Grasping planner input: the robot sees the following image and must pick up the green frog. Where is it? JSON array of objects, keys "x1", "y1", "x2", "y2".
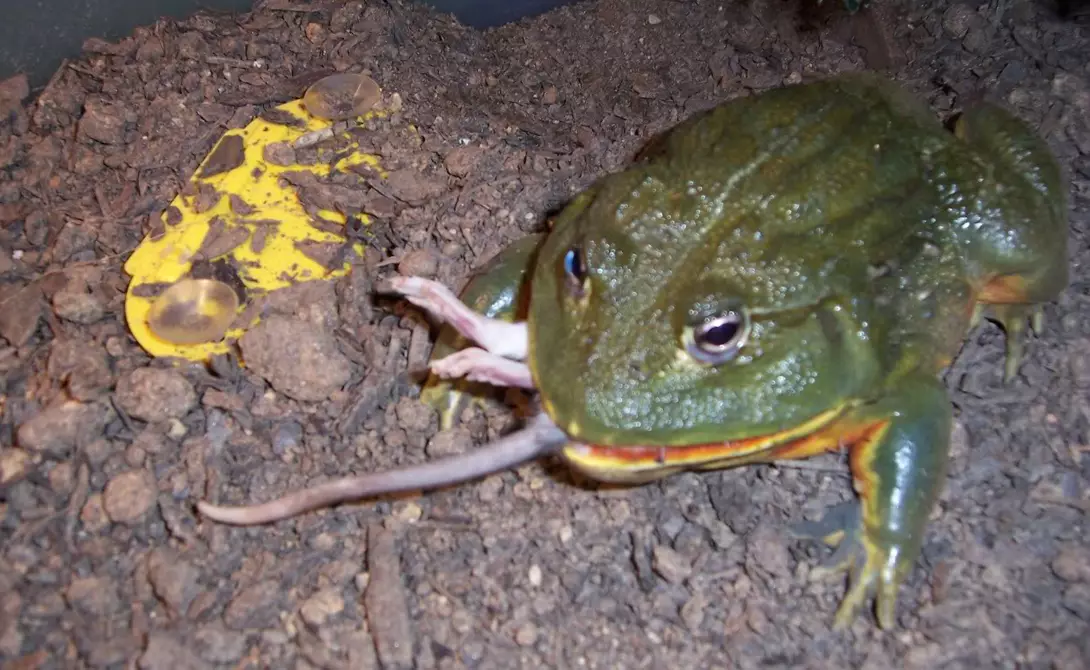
[{"x1": 197, "y1": 73, "x2": 1068, "y2": 629}]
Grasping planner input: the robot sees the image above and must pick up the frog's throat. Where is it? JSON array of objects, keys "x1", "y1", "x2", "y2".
[{"x1": 556, "y1": 403, "x2": 855, "y2": 484}]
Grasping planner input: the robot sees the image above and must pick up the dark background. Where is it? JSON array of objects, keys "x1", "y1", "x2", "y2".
[{"x1": 1, "y1": 0, "x2": 576, "y2": 90}]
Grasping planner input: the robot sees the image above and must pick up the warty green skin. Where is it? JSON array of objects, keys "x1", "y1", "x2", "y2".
[{"x1": 427, "y1": 74, "x2": 1068, "y2": 628}]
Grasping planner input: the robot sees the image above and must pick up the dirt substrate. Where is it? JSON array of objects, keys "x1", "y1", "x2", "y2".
[{"x1": 1, "y1": 0, "x2": 1089, "y2": 667}]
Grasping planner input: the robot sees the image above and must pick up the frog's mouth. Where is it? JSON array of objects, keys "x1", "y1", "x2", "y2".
[{"x1": 554, "y1": 403, "x2": 854, "y2": 484}]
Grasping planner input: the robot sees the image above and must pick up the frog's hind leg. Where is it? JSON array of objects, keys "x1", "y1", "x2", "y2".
[{"x1": 950, "y1": 102, "x2": 1069, "y2": 381}]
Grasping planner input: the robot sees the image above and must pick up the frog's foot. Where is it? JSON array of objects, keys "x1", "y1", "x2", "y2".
[
  {"x1": 971, "y1": 301, "x2": 1044, "y2": 382},
  {"x1": 430, "y1": 347, "x2": 535, "y2": 389},
  {"x1": 420, "y1": 378, "x2": 486, "y2": 431},
  {"x1": 379, "y1": 276, "x2": 528, "y2": 360},
  {"x1": 792, "y1": 501, "x2": 907, "y2": 629}
]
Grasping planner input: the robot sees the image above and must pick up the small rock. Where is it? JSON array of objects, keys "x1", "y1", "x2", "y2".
[
  {"x1": 51, "y1": 282, "x2": 105, "y2": 324},
  {"x1": 426, "y1": 427, "x2": 472, "y2": 459},
  {"x1": 542, "y1": 85, "x2": 558, "y2": 105},
  {"x1": 746, "y1": 525, "x2": 792, "y2": 578},
  {"x1": 224, "y1": 580, "x2": 282, "y2": 630},
  {"x1": 514, "y1": 621, "x2": 537, "y2": 646},
  {"x1": 0, "y1": 448, "x2": 31, "y2": 485},
  {"x1": 238, "y1": 315, "x2": 353, "y2": 402},
  {"x1": 194, "y1": 625, "x2": 247, "y2": 663},
  {"x1": 262, "y1": 141, "x2": 295, "y2": 166},
  {"x1": 648, "y1": 13, "x2": 661, "y2": 24},
  {"x1": 79, "y1": 99, "x2": 128, "y2": 145},
  {"x1": 300, "y1": 589, "x2": 345, "y2": 628},
  {"x1": 147, "y1": 548, "x2": 201, "y2": 615},
  {"x1": 140, "y1": 632, "x2": 204, "y2": 670},
  {"x1": 48, "y1": 340, "x2": 113, "y2": 400},
  {"x1": 0, "y1": 74, "x2": 29, "y2": 104},
  {"x1": 378, "y1": 169, "x2": 447, "y2": 206},
  {"x1": 528, "y1": 564, "x2": 543, "y2": 587},
  {"x1": 1063, "y1": 583, "x2": 1090, "y2": 620},
  {"x1": 0, "y1": 282, "x2": 42, "y2": 346},
  {"x1": 397, "y1": 249, "x2": 439, "y2": 278},
  {"x1": 47, "y1": 460, "x2": 75, "y2": 495},
  {"x1": 103, "y1": 469, "x2": 157, "y2": 524},
  {"x1": 391, "y1": 501, "x2": 422, "y2": 524},
  {"x1": 17, "y1": 400, "x2": 113, "y2": 456},
  {"x1": 135, "y1": 36, "x2": 165, "y2": 62},
  {"x1": 80, "y1": 494, "x2": 109, "y2": 532},
  {"x1": 394, "y1": 397, "x2": 434, "y2": 433},
  {"x1": 444, "y1": 145, "x2": 483, "y2": 177},
  {"x1": 115, "y1": 368, "x2": 198, "y2": 422},
  {"x1": 66, "y1": 576, "x2": 119, "y2": 615},
  {"x1": 0, "y1": 591, "x2": 23, "y2": 657},
  {"x1": 652, "y1": 545, "x2": 692, "y2": 584},
  {"x1": 941, "y1": 4, "x2": 976, "y2": 39},
  {"x1": 1053, "y1": 546, "x2": 1090, "y2": 583},
  {"x1": 680, "y1": 592, "x2": 708, "y2": 631}
]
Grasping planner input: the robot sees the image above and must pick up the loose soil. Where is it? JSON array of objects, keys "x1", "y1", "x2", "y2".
[{"x1": 1, "y1": 0, "x2": 1088, "y2": 668}]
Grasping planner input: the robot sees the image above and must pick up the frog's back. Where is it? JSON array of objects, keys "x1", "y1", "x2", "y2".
[{"x1": 593, "y1": 74, "x2": 962, "y2": 310}]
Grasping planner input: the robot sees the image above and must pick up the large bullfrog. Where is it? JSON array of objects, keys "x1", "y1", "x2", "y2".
[{"x1": 197, "y1": 74, "x2": 1068, "y2": 629}]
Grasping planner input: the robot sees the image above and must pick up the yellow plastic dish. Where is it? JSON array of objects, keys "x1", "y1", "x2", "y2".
[{"x1": 124, "y1": 91, "x2": 386, "y2": 362}]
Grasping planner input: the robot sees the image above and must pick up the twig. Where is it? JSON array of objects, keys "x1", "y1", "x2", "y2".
[{"x1": 1030, "y1": 494, "x2": 1090, "y2": 513}]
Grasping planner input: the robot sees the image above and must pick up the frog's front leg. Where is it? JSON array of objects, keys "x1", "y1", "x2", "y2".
[{"x1": 796, "y1": 375, "x2": 952, "y2": 629}]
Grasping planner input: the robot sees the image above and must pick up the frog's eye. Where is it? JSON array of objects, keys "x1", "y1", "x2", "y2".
[
  {"x1": 683, "y1": 309, "x2": 749, "y2": 365},
  {"x1": 562, "y1": 246, "x2": 587, "y2": 296}
]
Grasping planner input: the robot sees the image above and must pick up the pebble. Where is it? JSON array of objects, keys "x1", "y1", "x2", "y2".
[
  {"x1": 51, "y1": 283, "x2": 105, "y2": 324},
  {"x1": 114, "y1": 368, "x2": 198, "y2": 423},
  {"x1": 80, "y1": 493, "x2": 110, "y2": 532},
  {"x1": 652, "y1": 545, "x2": 692, "y2": 584},
  {"x1": 394, "y1": 397, "x2": 434, "y2": 433},
  {"x1": 1052, "y1": 546, "x2": 1090, "y2": 582},
  {"x1": 0, "y1": 448, "x2": 31, "y2": 485},
  {"x1": 444, "y1": 145, "x2": 483, "y2": 177},
  {"x1": 224, "y1": 580, "x2": 281, "y2": 630},
  {"x1": 46, "y1": 460, "x2": 74, "y2": 495},
  {"x1": 426, "y1": 427, "x2": 472, "y2": 459},
  {"x1": 514, "y1": 621, "x2": 537, "y2": 646},
  {"x1": 391, "y1": 501, "x2": 423, "y2": 524},
  {"x1": 647, "y1": 13, "x2": 661, "y2": 24},
  {"x1": 1063, "y1": 583, "x2": 1090, "y2": 620},
  {"x1": 140, "y1": 631, "x2": 204, "y2": 670},
  {"x1": 528, "y1": 564, "x2": 543, "y2": 587},
  {"x1": 193, "y1": 625, "x2": 247, "y2": 664},
  {"x1": 238, "y1": 315, "x2": 353, "y2": 402},
  {"x1": 0, "y1": 592, "x2": 23, "y2": 657},
  {"x1": 146, "y1": 548, "x2": 200, "y2": 615},
  {"x1": 0, "y1": 282, "x2": 41, "y2": 347},
  {"x1": 300, "y1": 589, "x2": 345, "y2": 628},
  {"x1": 477, "y1": 475, "x2": 504, "y2": 502},
  {"x1": 65, "y1": 575, "x2": 119, "y2": 615},
  {"x1": 102, "y1": 469, "x2": 158, "y2": 524},
  {"x1": 398, "y1": 248, "x2": 440, "y2": 278},
  {"x1": 17, "y1": 400, "x2": 113, "y2": 456}
]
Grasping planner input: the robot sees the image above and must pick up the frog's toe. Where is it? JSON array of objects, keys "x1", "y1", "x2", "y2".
[
  {"x1": 419, "y1": 378, "x2": 475, "y2": 431},
  {"x1": 792, "y1": 501, "x2": 907, "y2": 629},
  {"x1": 978, "y1": 302, "x2": 1042, "y2": 382}
]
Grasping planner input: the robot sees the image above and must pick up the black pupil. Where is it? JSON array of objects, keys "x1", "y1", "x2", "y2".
[{"x1": 699, "y1": 318, "x2": 739, "y2": 348}]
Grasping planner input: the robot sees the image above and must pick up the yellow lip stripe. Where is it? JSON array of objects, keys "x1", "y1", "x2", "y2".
[{"x1": 560, "y1": 404, "x2": 855, "y2": 480}]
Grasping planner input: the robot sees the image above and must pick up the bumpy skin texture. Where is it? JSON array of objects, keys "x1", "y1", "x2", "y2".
[{"x1": 428, "y1": 74, "x2": 1068, "y2": 628}]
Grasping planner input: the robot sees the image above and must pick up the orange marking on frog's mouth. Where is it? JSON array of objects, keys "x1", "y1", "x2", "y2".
[{"x1": 559, "y1": 404, "x2": 887, "y2": 483}]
